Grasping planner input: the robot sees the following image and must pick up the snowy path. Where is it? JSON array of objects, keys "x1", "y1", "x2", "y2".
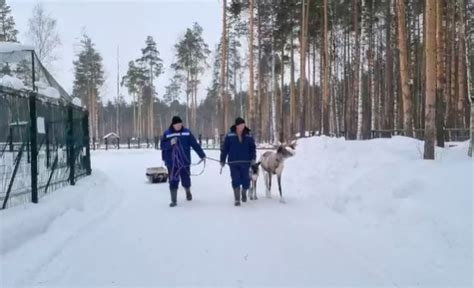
[{"x1": 1, "y1": 137, "x2": 472, "y2": 287}]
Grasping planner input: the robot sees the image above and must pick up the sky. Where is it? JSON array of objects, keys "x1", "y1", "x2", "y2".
[{"x1": 9, "y1": 0, "x2": 223, "y2": 103}]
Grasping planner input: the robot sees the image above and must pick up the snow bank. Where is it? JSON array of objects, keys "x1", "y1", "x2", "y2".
[
  {"x1": 0, "y1": 170, "x2": 125, "y2": 288},
  {"x1": 0, "y1": 75, "x2": 26, "y2": 90}
]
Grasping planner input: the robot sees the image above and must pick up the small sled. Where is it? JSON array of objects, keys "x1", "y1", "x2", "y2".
[{"x1": 146, "y1": 167, "x2": 169, "y2": 183}]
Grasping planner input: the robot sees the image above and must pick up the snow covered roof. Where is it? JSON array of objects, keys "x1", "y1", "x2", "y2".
[
  {"x1": 103, "y1": 132, "x2": 120, "y2": 139},
  {"x1": 0, "y1": 42, "x2": 34, "y2": 53},
  {"x1": 0, "y1": 42, "x2": 72, "y2": 103}
]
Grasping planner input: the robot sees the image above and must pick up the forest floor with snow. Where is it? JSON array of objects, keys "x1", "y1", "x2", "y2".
[{"x1": 0, "y1": 136, "x2": 472, "y2": 287}]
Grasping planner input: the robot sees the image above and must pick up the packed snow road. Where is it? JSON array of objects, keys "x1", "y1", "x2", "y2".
[{"x1": 1, "y1": 137, "x2": 472, "y2": 287}]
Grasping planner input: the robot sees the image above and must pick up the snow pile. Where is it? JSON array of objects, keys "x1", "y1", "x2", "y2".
[
  {"x1": 0, "y1": 75, "x2": 26, "y2": 90},
  {"x1": 72, "y1": 97, "x2": 82, "y2": 106},
  {"x1": 34, "y1": 81, "x2": 48, "y2": 89},
  {"x1": 1, "y1": 137, "x2": 472, "y2": 287},
  {"x1": 38, "y1": 86, "x2": 60, "y2": 99}
]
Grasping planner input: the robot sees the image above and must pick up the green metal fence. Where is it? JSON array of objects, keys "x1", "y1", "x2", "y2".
[{"x1": 0, "y1": 85, "x2": 91, "y2": 209}]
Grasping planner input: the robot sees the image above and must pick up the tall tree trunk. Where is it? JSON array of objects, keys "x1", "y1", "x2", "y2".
[
  {"x1": 271, "y1": 8, "x2": 277, "y2": 143},
  {"x1": 447, "y1": 0, "x2": 457, "y2": 133},
  {"x1": 248, "y1": 0, "x2": 255, "y2": 138},
  {"x1": 436, "y1": 0, "x2": 446, "y2": 146},
  {"x1": 468, "y1": 0, "x2": 473, "y2": 156},
  {"x1": 357, "y1": 0, "x2": 366, "y2": 139},
  {"x1": 280, "y1": 43, "x2": 285, "y2": 142},
  {"x1": 350, "y1": 0, "x2": 360, "y2": 140},
  {"x1": 344, "y1": 27, "x2": 349, "y2": 136},
  {"x1": 397, "y1": 0, "x2": 413, "y2": 137},
  {"x1": 322, "y1": 0, "x2": 330, "y2": 136},
  {"x1": 299, "y1": 0, "x2": 309, "y2": 137},
  {"x1": 219, "y1": 0, "x2": 227, "y2": 134},
  {"x1": 290, "y1": 34, "x2": 296, "y2": 137},
  {"x1": 384, "y1": 0, "x2": 394, "y2": 138},
  {"x1": 133, "y1": 93, "x2": 136, "y2": 137},
  {"x1": 368, "y1": 0, "x2": 375, "y2": 137},
  {"x1": 257, "y1": 2, "x2": 263, "y2": 141},
  {"x1": 457, "y1": 0, "x2": 466, "y2": 129},
  {"x1": 424, "y1": 0, "x2": 437, "y2": 159},
  {"x1": 313, "y1": 38, "x2": 319, "y2": 134}
]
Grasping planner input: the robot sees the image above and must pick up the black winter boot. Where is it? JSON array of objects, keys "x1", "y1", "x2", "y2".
[
  {"x1": 241, "y1": 189, "x2": 247, "y2": 203},
  {"x1": 234, "y1": 188, "x2": 241, "y2": 206},
  {"x1": 185, "y1": 187, "x2": 192, "y2": 201},
  {"x1": 169, "y1": 188, "x2": 178, "y2": 207}
]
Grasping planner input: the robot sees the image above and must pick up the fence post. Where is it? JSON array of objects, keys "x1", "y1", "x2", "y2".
[
  {"x1": 9, "y1": 127, "x2": 13, "y2": 152},
  {"x1": 138, "y1": 137, "x2": 140, "y2": 148},
  {"x1": 128, "y1": 137, "x2": 130, "y2": 149},
  {"x1": 198, "y1": 134, "x2": 202, "y2": 146},
  {"x1": 67, "y1": 105, "x2": 75, "y2": 186},
  {"x1": 93, "y1": 137, "x2": 96, "y2": 151},
  {"x1": 117, "y1": 138, "x2": 120, "y2": 150},
  {"x1": 27, "y1": 136, "x2": 30, "y2": 163},
  {"x1": 105, "y1": 137, "x2": 108, "y2": 150},
  {"x1": 82, "y1": 110, "x2": 91, "y2": 175},
  {"x1": 45, "y1": 113, "x2": 50, "y2": 168},
  {"x1": 146, "y1": 138, "x2": 149, "y2": 148},
  {"x1": 29, "y1": 92, "x2": 39, "y2": 203}
]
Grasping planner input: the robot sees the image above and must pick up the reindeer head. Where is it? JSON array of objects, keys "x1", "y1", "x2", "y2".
[{"x1": 276, "y1": 140, "x2": 297, "y2": 159}]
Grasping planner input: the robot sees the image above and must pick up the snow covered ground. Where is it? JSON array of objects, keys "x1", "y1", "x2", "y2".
[{"x1": 0, "y1": 136, "x2": 472, "y2": 287}]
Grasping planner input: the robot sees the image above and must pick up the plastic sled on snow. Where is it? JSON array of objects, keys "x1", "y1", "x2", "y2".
[{"x1": 146, "y1": 167, "x2": 169, "y2": 183}]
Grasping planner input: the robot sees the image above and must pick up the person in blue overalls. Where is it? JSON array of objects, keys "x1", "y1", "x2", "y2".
[
  {"x1": 220, "y1": 117, "x2": 257, "y2": 206},
  {"x1": 161, "y1": 116, "x2": 206, "y2": 207}
]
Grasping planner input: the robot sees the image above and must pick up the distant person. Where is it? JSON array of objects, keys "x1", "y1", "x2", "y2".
[
  {"x1": 161, "y1": 116, "x2": 206, "y2": 207},
  {"x1": 220, "y1": 117, "x2": 257, "y2": 206}
]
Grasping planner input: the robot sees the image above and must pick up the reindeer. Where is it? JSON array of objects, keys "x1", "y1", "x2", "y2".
[{"x1": 259, "y1": 140, "x2": 297, "y2": 203}]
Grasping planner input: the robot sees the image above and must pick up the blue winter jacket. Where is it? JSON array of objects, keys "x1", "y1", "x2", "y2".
[
  {"x1": 220, "y1": 126, "x2": 257, "y2": 165},
  {"x1": 161, "y1": 126, "x2": 206, "y2": 167}
]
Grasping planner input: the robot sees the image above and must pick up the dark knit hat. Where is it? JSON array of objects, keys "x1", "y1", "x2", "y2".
[
  {"x1": 171, "y1": 116, "x2": 183, "y2": 125},
  {"x1": 235, "y1": 117, "x2": 245, "y2": 126}
]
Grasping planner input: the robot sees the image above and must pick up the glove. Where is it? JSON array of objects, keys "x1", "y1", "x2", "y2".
[
  {"x1": 170, "y1": 137, "x2": 177, "y2": 146},
  {"x1": 250, "y1": 159, "x2": 256, "y2": 166},
  {"x1": 198, "y1": 157, "x2": 206, "y2": 164},
  {"x1": 220, "y1": 162, "x2": 225, "y2": 168}
]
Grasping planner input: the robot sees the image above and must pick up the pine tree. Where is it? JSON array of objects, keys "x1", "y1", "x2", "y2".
[
  {"x1": 0, "y1": 0, "x2": 18, "y2": 42},
  {"x1": 72, "y1": 33, "x2": 105, "y2": 142},
  {"x1": 121, "y1": 60, "x2": 144, "y2": 137},
  {"x1": 163, "y1": 75, "x2": 182, "y2": 106},
  {"x1": 137, "y1": 36, "x2": 163, "y2": 138},
  {"x1": 171, "y1": 22, "x2": 210, "y2": 130}
]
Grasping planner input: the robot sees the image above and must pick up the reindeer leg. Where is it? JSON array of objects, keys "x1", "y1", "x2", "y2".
[
  {"x1": 278, "y1": 174, "x2": 285, "y2": 203},
  {"x1": 254, "y1": 180, "x2": 258, "y2": 200},
  {"x1": 265, "y1": 172, "x2": 271, "y2": 198},
  {"x1": 268, "y1": 173, "x2": 272, "y2": 195},
  {"x1": 249, "y1": 179, "x2": 255, "y2": 200}
]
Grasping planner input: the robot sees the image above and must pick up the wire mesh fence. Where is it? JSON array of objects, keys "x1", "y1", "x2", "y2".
[{"x1": 0, "y1": 85, "x2": 91, "y2": 209}]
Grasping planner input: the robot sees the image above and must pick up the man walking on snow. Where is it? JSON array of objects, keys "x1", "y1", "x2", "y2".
[
  {"x1": 161, "y1": 116, "x2": 206, "y2": 207},
  {"x1": 220, "y1": 117, "x2": 257, "y2": 206}
]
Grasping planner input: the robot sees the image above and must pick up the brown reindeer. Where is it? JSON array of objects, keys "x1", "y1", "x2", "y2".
[{"x1": 259, "y1": 140, "x2": 297, "y2": 203}]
